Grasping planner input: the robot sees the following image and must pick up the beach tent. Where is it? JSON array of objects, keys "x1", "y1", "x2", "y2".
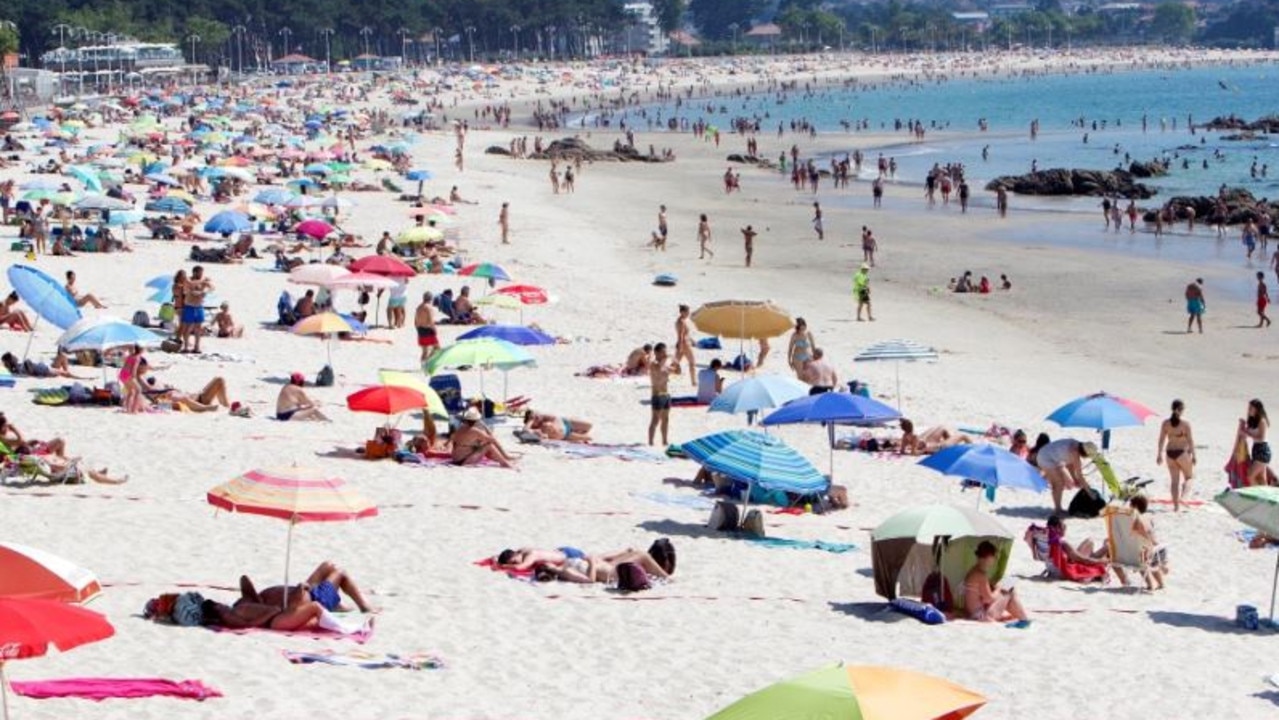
[{"x1": 871, "y1": 504, "x2": 1012, "y2": 610}]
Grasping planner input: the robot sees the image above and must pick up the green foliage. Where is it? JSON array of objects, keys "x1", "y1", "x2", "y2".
[
  {"x1": 0, "y1": 25, "x2": 18, "y2": 56},
  {"x1": 651, "y1": 0, "x2": 686, "y2": 34},
  {"x1": 689, "y1": 0, "x2": 766, "y2": 41},
  {"x1": 1199, "y1": 0, "x2": 1275, "y2": 47},
  {"x1": 1151, "y1": 1, "x2": 1195, "y2": 43}
]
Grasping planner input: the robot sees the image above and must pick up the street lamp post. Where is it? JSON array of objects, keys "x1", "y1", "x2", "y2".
[
  {"x1": 319, "y1": 28, "x2": 334, "y2": 72},
  {"x1": 433, "y1": 27, "x2": 443, "y2": 65},
  {"x1": 278, "y1": 26, "x2": 293, "y2": 62},
  {"x1": 105, "y1": 32, "x2": 118, "y2": 95},
  {"x1": 510, "y1": 24, "x2": 520, "y2": 59},
  {"x1": 360, "y1": 26, "x2": 373, "y2": 58},
  {"x1": 232, "y1": 25, "x2": 247, "y2": 75},
  {"x1": 186, "y1": 33, "x2": 201, "y2": 85},
  {"x1": 465, "y1": 26, "x2": 476, "y2": 63},
  {"x1": 51, "y1": 23, "x2": 72, "y2": 96}
]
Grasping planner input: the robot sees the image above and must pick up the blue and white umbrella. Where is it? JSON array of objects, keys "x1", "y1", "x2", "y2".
[
  {"x1": 762, "y1": 391, "x2": 901, "y2": 479},
  {"x1": 6, "y1": 265, "x2": 80, "y2": 331},
  {"x1": 681, "y1": 430, "x2": 828, "y2": 506},
  {"x1": 145, "y1": 197, "x2": 192, "y2": 214},
  {"x1": 709, "y1": 374, "x2": 809, "y2": 421},
  {"x1": 57, "y1": 316, "x2": 165, "y2": 353},
  {"x1": 254, "y1": 188, "x2": 296, "y2": 205},
  {"x1": 853, "y1": 338, "x2": 939, "y2": 411},
  {"x1": 204, "y1": 210, "x2": 252, "y2": 235},
  {"x1": 457, "y1": 324, "x2": 555, "y2": 346},
  {"x1": 919, "y1": 444, "x2": 1048, "y2": 506}
]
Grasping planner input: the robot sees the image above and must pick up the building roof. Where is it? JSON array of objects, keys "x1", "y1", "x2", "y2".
[
  {"x1": 746, "y1": 23, "x2": 782, "y2": 37},
  {"x1": 272, "y1": 53, "x2": 317, "y2": 64},
  {"x1": 668, "y1": 30, "x2": 701, "y2": 46}
]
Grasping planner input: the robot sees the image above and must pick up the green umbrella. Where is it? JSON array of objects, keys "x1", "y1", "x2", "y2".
[
  {"x1": 424, "y1": 338, "x2": 535, "y2": 399},
  {"x1": 871, "y1": 504, "x2": 1012, "y2": 607},
  {"x1": 705, "y1": 662, "x2": 986, "y2": 720},
  {"x1": 1217, "y1": 486, "x2": 1279, "y2": 620}
]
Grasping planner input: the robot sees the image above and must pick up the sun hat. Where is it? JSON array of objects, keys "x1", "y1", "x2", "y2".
[{"x1": 462, "y1": 407, "x2": 482, "y2": 422}]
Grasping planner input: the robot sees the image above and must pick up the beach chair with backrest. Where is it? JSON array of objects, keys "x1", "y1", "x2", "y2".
[
  {"x1": 1103, "y1": 505, "x2": 1164, "y2": 583},
  {"x1": 429, "y1": 374, "x2": 465, "y2": 416},
  {"x1": 1024, "y1": 524, "x2": 1056, "y2": 578}
]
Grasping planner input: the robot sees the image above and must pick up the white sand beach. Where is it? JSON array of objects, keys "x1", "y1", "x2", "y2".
[{"x1": 2, "y1": 48, "x2": 1279, "y2": 720}]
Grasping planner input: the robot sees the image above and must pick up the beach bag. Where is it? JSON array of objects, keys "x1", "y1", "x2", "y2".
[
  {"x1": 131, "y1": 310, "x2": 150, "y2": 328},
  {"x1": 1068, "y1": 488, "x2": 1106, "y2": 519},
  {"x1": 649, "y1": 538, "x2": 676, "y2": 575},
  {"x1": 315, "y1": 365, "x2": 335, "y2": 387},
  {"x1": 160, "y1": 338, "x2": 182, "y2": 353},
  {"x1": 922, "y1": 571, "x2": 954, "y2": 611},
  {"x1": 616, "y1": 562, "x2": 651, "y2": 592},
  {"x1": 696, "y1": 337, "x2": 722, "y2": 350},
  {"x1": 707, "y1": 500, "x2": 740, "y2": 531},
  {"x1": 740, "y1": 509, "x2": 765, "y2": 537}
]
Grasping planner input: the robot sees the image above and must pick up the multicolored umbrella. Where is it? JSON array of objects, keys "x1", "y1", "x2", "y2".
[
  {"x1": 457, "y1": 324, "x2": 555, "y2": 346},
  {"x1": 291, "y1": 312, "x2": 355, "y2": 368},
  {"x1": 705, "y1": 663, "x2": 986, "y2": 720},
  {"x1": 207, "y1": 466, "x2": 377, "y2": 608},
  {"x1": 1047, "y1": 392, "x2": 1155, "y2": 430},
  {"x1": 1217, "y1": 486, "x2": 1279, "y2": 620},
  {"x1": 376, "y1": 370, "x2": 447, "y2": 418},
  {"x1": 919, "y1": 444, "x2": 1048, "y2": 503},
  {"x1": 0, "y1": 598, "x2": 115, "y2": 720},
  {"x1": 457, "y1": 262, "x2": 511, "y2": 282},
  {"x1": 0, "y1": 543, "x2": 101, "y2": 604},
  {"x1": 681, "y1": 430, "x2": 828, "y2": 496}
]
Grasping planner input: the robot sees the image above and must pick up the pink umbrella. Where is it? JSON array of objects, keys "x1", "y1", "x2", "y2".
[{"x1": 295, "y1": 219, "x2": 336, "y2": 239}]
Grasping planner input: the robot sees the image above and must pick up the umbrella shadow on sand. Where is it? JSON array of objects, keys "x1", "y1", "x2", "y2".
[
  {"x1": 1252, "y1": 691, "x2": 1279, "y2": 707},
  {"x1": 991, "y1": 505, "x2": 1053, "y2": 520},
  {"x1": 827, "y1": 601, "x2": 911, "y2": 623},
  {"x1": 1147, "y1": 610, "x2": 1256, "y2": 634},
  {"x1": 660, "y1": 477, "x2": 705, "y2": 490},
  {"x1": 636, "y1": 519, "x2": 721, "y2": 540}
]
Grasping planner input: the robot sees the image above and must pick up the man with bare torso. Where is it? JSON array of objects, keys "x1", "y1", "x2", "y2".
[
  {"x1": 674, "y1": 304, "x2": 696, "y2": 385},
  {"x1": 415, "y1": 292, "x2": 439, "y2": 363},
  {"x1": 647, "y1": 343, "x2": 681, "y2": 446}
]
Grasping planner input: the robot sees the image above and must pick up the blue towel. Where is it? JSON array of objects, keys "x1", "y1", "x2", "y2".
[
  {"x1": 630, "y1": 491, "x2": 715, "y2": 511},
  {"x1": 747, "y1": 537, "x2": 857, "y2": 554}
]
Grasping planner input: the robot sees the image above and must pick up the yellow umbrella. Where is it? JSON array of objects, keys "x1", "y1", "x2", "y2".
[
  {"x1": 691, "y1": 300, "x2": 793, "y2": 340},
  {"x1": 396, "y1": 226, "x2": 444, "y2": 244},
  {"x1": 364, "y1": 158, "x2": 393, "y2": 171},
  {"x1": 291, "y1": 312, "x2": 355, "y2": 369},
  {"x1": 377, "y1": 370, "x2": 446, "y2": 418},
  {"x1": 164, "y1": 189, "x2": 196, "y2": 203}
]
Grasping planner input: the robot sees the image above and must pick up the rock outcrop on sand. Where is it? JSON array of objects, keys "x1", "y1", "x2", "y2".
[
  {"x1": 1142, "y1": 187, "x2": 1278, "y2": 225},
  {"x1": 985, "y1": 167, "x2": 1159, "y2": 199},
  {"x1": 484, "y1": 137, "x2": 670, "y2": 163}
]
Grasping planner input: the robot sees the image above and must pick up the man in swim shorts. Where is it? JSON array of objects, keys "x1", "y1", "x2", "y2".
[
  {"x1": 415, "y1": 292, "x2": 439, "y2": 363},
  {"x1": 1185, "y1": 278, "x2": 1205, "y2": 334},
  {"x1": 648, "y1": 342, "x2": 679, "y2": 447}
]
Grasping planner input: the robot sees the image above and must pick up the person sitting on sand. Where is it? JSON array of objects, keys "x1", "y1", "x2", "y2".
[
  {"x1": 145, "y1": 376, "x2": 231, "y2": 413},
  {"x1": 276, "y1": 372, "x2": 328, "y2": 421},
  {"x1": 64, "y1": 271, "x2": 106, "y2": 309},
  {"x1": 964, "y1": 540, "x2": 1030, "y2": 625},
  {"x1": 898, "y1": 419, "x2": 974, "y2": 455},
  {"x1": 1009, "y1": 429, "x2": 1030, "y2": 459},
  {"x1": 623, "y1": 344, "x2": 653, "y2": 376},
  {"x1": 0, "y1": 291, "x2": 35, "y2": 332},
  {"x1": 0, "y1": 411, "x2": 124, "y2": 483},
  {"x1": 213, "y1": 302, "x2": 244, "y2": 338},
  {"x1": 452, "y1": 286, "x2": 485, "y2": 325},
  {"x1": 294, "y1": 290, "x2": 317, "y2": 319},
  {"x1": 452, "y1": 407, "x2": 514, "y2": 467},
  {"x1": 1031, "y1": 515, "x2": 1128, "y2": 585},
  {"x1": 241, "y1": 560, "x2": 376, "y2": 614},
  {"x1": 523, "y1": 410, "x2": 593, "y2": 443}
]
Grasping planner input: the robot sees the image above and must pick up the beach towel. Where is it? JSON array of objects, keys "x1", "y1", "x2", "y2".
[
  {"x1": 474, "y1": 557, "x2": 535, "y2": 580},
  {"x1": 283, "y1": 649, "x2": 444, "y2": 671},
  {"x1": 10, "y1": 678, "x2": 223, "y2": 702},
  {"x1": 1234, "y1": 528, "x2": 1279, "y2": 549},
  {"x1": 1226, "y1": 435, "x2": 1251, "y2": 489},
  {"x1": 210, "y1": 615, "x2": 374, "y2": 644},
  {"x1": 546, "y1": 442, "x2": 666, "y2": 462},
  {"x1": 746, "y1": 537, "x2": 857, "y2": 554},
  {"x1": 630, "y1": 491, "x2": 716, "y2": 511}
]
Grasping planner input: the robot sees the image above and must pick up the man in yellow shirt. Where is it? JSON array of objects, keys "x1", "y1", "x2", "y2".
[{"x1": 853, "y1": 264, "x2": 874, "y2": 322}]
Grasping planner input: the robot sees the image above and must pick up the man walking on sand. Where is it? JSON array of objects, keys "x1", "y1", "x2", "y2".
[
  {"x1": 675, "y1": 304, "x2": 697, "y2": 385},
  {"x1": 415, "y1": 292, "x2": 439, "y2": 365},
  {"x1": 741, "y1": 225, "x2": 757, "y2": 267},
  {"x1": 1185, "y1": 278, "x2": 1205, "y2": 334},
  {"x1": 1257, "y1": 271, "x2": 1272, "y2": 328},
  {"x1": 498, "y1": 202, "x2": 510, "y2": 244},
  {"x1": 647, "y1": 342, "x2": 680, "y2": 446},
  {"x1": 853, "y1": 264, "x2": 874, "y2": 322},
  {"x1": 812, "y1": 202, "x2": 824, "y2": 240}
]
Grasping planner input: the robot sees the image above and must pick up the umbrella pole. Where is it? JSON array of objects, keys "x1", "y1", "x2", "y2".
[
  {"x1": 1271, "y1": 552, "x2": 1279, "y2": 623},
  {"x1": 1, "y1": 662, "x2": 9, "y2": 720},
  {"x1": 894, "y1": 360, "x2": 902, "y2": 412},
  {"x1": 827, "y1": 422, "x2": 835, "y2": 481},
  {"x1": 21, "y1": 316, "x2": 41, "y2": 363},
  {"x1": 282, "y1": 520, "x2": 296, "y2": 610}
]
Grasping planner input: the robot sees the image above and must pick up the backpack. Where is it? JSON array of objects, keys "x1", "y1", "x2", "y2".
[
  {"x1": 1068, "y1": 488, "x2": 1106, "y2": 519},
  {"x1": 616, "y1": 562, "x2": 651, "y2": 592},
  {"x1": 922, "y1": 571, "x2": 954, "y2": 611},
  {"x1": 707, "y1": 500, "x2": 740, "y2": 532},
  {"x1": 131, "y1": 310, "x2": 150, "y2": 328},
  {"x1": 649, "y1": 538, "x2": 676, "y2": 575},
  {"x1": 740, "y1": 509, "x2": 765, "y2": 537},
  {"x1": 315, "y1": 365, "x2": 335, "y2": 387}
]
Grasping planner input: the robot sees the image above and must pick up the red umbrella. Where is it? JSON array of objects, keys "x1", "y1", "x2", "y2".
[
  {"x1": 295, "y1": 219, "x2": 336, "y2": 239},
  {"x1": 346, "y1": 385, "x2": 427, "y2": 416},
  {"x1": 496, "y1": 284, "x2": 549, "y2": 305},
  {"x1": 349, "y1": 255, "x2": 416, "y2": 278},
  {"x1": 0, "y1": 598, "x2": 115, "y2": 719}
]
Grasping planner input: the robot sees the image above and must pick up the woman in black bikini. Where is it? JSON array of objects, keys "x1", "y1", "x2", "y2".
[
  {"x1": 1241, "y1": 399, "x2": 1271, "y2": 487},
  {"x1": 1156, "y1": 400, "x2": 1196, "y2": 512}
]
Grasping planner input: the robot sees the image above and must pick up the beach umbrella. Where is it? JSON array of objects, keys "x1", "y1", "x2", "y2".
[
  {"x1": 72, "y1": 195, "x2": 132, "y2": 212},
  {"x1": 425, "y1": 338, "x2": 536, "y2": 398},
  {"x1": 405, "y1": 168, "x2": 432, "y2": 196},
  {"x1": 295, "y1": 219, "x2": 335, "y2": 239},
  {"x1": 349, "y1": 255, "x2": 415, "y2": 278},
  {"x1": 871, "y1": 504, "x2": 1013, "y2": 605},
  {"x1": 292, "y1": 312, "x2": 354, "y2": 369},
  {"x1": 289, "y1": 264, "x2": 351, "y2": 287},
  {"x1": 6, "y1": 265, "x2": 81, "y2": 360},
  {"x1": 376, "y1": 370, "x2": 446, "y2": 418},
  {"x1": 682, "y1": 429, "x2": 829, "y2": 504},
  {"x1": 203, "y1": 210, "x2": 252, "y2": 235},
  {"x1": 144, "y1": 197, "x2": 191, "y2": 214},
  {"x1": 709, "y1": 374, "x2": 810, "y2": 421},
  {"x1": 1217, "y1": 486, "x2": 1279, "y2": 621},
  {"x1": 495, "y1": 284, "x2": 549, "y2": 305},
  {"x1": 853, "y1": 339, "x2": 939, "y2": 411},
  {"x1": 66, "y1": 165, "x2": 103, "y2": 193},
  {"x1": 0, "y1": 598, "x2": 115, "y2": 720},
  {"x1": 474, "y1": 293, "x2": 524, "y2": 321},
  {"x1": 207, "y1": 466, "x2": 377, "y2": 609},
  {"x1": 691, "y1": 300, "x2": 792, "y2": 340},
  {"x1": 285, "y1": 195, "x2": 323, "y2": 210},
  {"x1": 396, "y1": 226, "x2": 443, "y2": 244},
  {"x1": 1047, "y1": 392, "x2": 1155, "y2": 450},
  {"x1": 919, "y1": 444, "x2": 1048, "y2": 506},
  {"x1": 0, "y1": 542, "x2": 102, "y2": 604},
  {"x1": 254, "y1": 188, "x2": 296, "y2": 205},
  {"x1": 705, "y1": 662, "x2": 986, "y2": 720},
  {"x1": 324, "y1": 273, "x2": 400, "y2": 291},
  {"x1": 144, "y1": 172, "x2": 182, "y2": 187},
  {"x1": 321, "y1": 196, "x2": 356, "y2": 212},
  {"x1": 458, "y1": 263, "x2": 511, "y2": 282},
  {"x1": 458, "y1": 324, "x2": 555, "y2": 346},
  {"x1": 346, "y1": 385, "x2": 427, "y2": 420},
  {"x1": 763, "y1": 391, "x2": 902, "y2": 478},
  {"x1": 57, "y1": 317, "x2": 165, "y2": 353}
]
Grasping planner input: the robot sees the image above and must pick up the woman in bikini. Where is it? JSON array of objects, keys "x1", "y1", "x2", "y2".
[
  {"x1": 964, "y1": 541, "x2": 1029, "y2": 625},
  {"x1": 1241, "y1": 399, "x2": 1271, "y2": 486},
  {"x1": 522, "y1": 410, "x2": 592, "y2": 444},
  {"x1": 787, "y1": 317, "x2": 814, "y2": 378},
  {"x1": 1155, "y1": 399, "x2": 1196, "y2": 512}
]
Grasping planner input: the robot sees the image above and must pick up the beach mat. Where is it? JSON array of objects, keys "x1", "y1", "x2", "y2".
[
  {"x1": 746, "y1": 537, "x2": 857, "y2": 554},
  {"x1": 545, "y1": 441, "x2": 666, "y2": 462},
  {"x1": 630, "y1": 491, "x2": 715, "y2": 511},
  {"x1": 10, "y1": 678, "x2": 222, "y2": 701},
  {"x1": 283, "y1": 649, "x2": 444, "y2": 671}
]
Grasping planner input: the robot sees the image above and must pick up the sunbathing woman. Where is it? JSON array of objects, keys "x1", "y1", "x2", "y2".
[
  {"x1": 898, "y1": 419, "x2": 975, "y2": 456},
  {"x1": 145, "y1": 376, "x2": 231, "y2": 412},
  {"x1": 0, "y1": 292, "x2": 35, "y2": 332},
  {"x1": 452, "y1": 408, "x2": 514, "y2": 468},
  {"x1": 523, "y1": 410, "x2": 593, "y2": 443},
  {"x1": 541, "y1": 548, "x2": 672, "y2": 585}
]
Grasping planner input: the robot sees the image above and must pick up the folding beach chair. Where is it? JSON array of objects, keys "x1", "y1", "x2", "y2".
[
  {"x1": 1103, "y1": 506, "x2": 1165, "y2": 583},
  {"x1": 429, "y1": 374, "x2": 465, "y2": 416},
  {"x1": 1089, "y1": 454, "x2": 1153, "y2": 502}
]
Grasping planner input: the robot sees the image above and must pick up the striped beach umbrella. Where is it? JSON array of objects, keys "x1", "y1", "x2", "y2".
[
  {"x1": 853, "y1": 339, "x2": 939, "y2": 411},
  {"x1": 457, "y1": 262, "x2": 511, "y2": 282},
  {"x1": 681, "y1": 430, "x2": 828, "y2": 498},
  {"x1": 1218, "y1": 486, "x2": 1279, "y2": 621},
  {"x1": 0, "y1": 542, "x2": 102, "y2": 604},
  {"x1": 207, "y1": 466, "x2": 377, "y2": 608}
]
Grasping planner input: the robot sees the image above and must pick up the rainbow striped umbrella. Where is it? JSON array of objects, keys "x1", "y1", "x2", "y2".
[{"x1": 207, "y1": 466, "x2": 377, "y2": 607}]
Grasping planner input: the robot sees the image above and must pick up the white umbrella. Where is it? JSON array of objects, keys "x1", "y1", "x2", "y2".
[
  {"x1": 289, "y1": 265, "x2": 352, "y2": 286},
  {"x1": 852, "y1": 339, "x2": 939, "y2": 411}
]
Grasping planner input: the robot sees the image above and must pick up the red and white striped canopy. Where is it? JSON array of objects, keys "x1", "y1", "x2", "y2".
[
  {"x1": 0, "y1": 542, "x2": 102, "y2": 604},
  {"x1": 207, "y1": 466, "x2": 378, "y2": 523}
]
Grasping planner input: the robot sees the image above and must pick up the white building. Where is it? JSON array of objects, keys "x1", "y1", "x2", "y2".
[{"x1": 620, "y1": 2, "x2": 669, "y2": 55}]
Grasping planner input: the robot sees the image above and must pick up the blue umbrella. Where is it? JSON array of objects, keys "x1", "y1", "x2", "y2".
[
  {"x1": 67, "y1": 165, "x2": 103, "y2": 193},
  {"x1": 144, "y1": 172, "x2": 182, "y2": 187},
  {"x1": 709, "y1": 375, "x2": 809, "y2": 422},
  {"x1": 405, "y1": 169, "x2": 433, "y2": 181},
  {"x1": 58, "y1": 317, "x2": 165, "y2": 352},
  {"x1": 145, "y1": 197, "x2": 192, "y2": 214},
  {"x1": 918, "y1": 444, "x2": 1048, "y2": 506},
  {"x1": 457, "y1": 324, "x2": 555, "y2": 346},
  {"x1": 303, "y1": 163, "x2": 331, "y2": 176},
  {"x1": 7, "y1": 265, "x2": 81, "y2": 331},
  {"x1": 762, "y1": 391, "x2": 902, "y2": 479},
  {"x1": 681, "y1": 430, "x2": 828, "y2": 503},
  {"x1": 1047, "y1": 392, "x2": 1155, "y2": 450},
  {"x1": 254, "y1": 188, "x2": 296, "y2": 205},
  {"x1": 204, "y1": 210, "x2": 252, "y2": 235}
]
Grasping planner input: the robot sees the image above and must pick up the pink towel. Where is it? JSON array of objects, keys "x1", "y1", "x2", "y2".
[{"x1": 10, "y1": 678, "x2": 222, "y2": 702}]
